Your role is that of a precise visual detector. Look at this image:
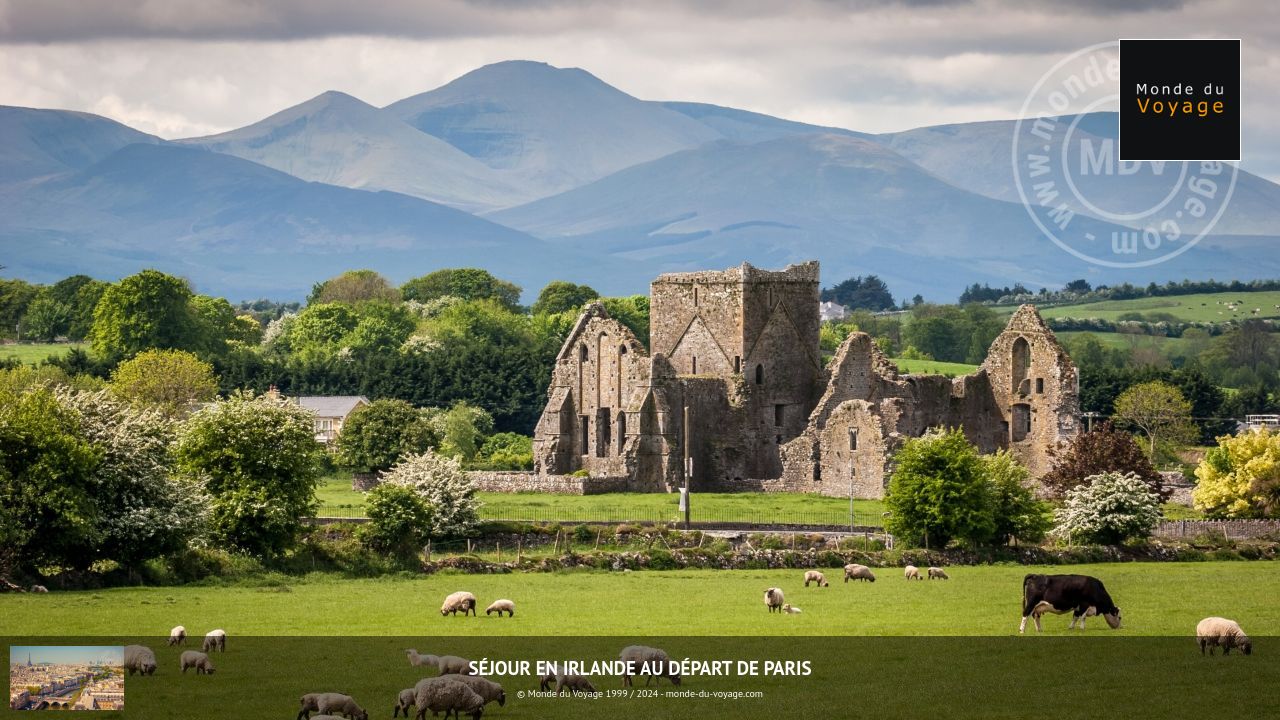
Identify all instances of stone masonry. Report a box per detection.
[532,262,1079,498]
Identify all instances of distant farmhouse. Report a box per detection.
[294,395,369,443]
[532,262,1079,498]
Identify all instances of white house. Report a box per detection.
[294,395,369,443]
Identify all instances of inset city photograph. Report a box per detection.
[9,646,124,711]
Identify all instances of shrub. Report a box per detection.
[1193,429,1280,518]
[334,399,437,473]
[1053,471,1162,545]
[379,451,481,538]
[983,450,1051,544]
[473,432,534,470]
[1042,422,1164,498]
[885,429,994,547]
[360,484,433,558]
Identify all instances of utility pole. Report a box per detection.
[1084,411,1099,433]
[681,403,691,530]
[848,428,857,533]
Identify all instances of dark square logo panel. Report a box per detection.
[1120,39,1240,161]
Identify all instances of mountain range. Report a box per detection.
[2,60,1277,301]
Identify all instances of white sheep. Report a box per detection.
[413,677,486,720]
[436,655,475,676]
[485,599,515,617]
[179,650,215,675]
[555,673,597,696]
[168,625,187,646]
[123,645,157,676]
[30,585,48,593]
[406,649,440,668]
[1196,617,1253,656]
[764,587,785,613]
[803,571,828,587]
[393,688,416,718]
[904,565,923,581]
[619,645,681,687]
[202,629,226,653]
[843,564,876,583]
[927,567,949,580]
[782,604,802,614]
[441,591,478,617]
[441,674,506,707]
[297,692,369,720]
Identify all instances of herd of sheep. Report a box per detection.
[765,564,949,614]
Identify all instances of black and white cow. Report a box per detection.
[1020,574,1121,633]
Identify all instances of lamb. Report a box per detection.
[406,649,440,668]
[485,599,515,617]
[123,645,157,676]
[782,604,802,614]
[393,688,417,718]
[619,645,682,687]
[904,565,923,581]
[441,591,478,617]
[202,629,226,653]
[843,564,876,583]
[413,677,486,720]
[803,571,828,587]
[297,692,369,720]
[179,650,215,675]
[555,673,597,696]
[436,655,475,676]
[928,567,950,580]
[441,674,506,708]
[764,587,785,613]
[1196,617,1253,656]
[168,625,187,646]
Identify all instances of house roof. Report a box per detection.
[295,396,369,418]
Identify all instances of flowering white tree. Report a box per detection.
[380,451,481,538]
[1053,471,1162,545]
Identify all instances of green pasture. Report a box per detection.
[1008,291,1280,323]
[889,357,980,376]
[0,341,84,364]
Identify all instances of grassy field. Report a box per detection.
[1009,291,1280,323]
[0,341,85,364]
[3,562,1274,637]
[889,357,979,376]
[7,564,1274,719]
[317,476,887,525]
[1057,330,1193,354]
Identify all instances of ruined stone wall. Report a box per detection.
[466,471,629,495]
[650,268,746,369]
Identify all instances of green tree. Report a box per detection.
[428,402,495,463]
[360,483,433,559]
[378,451,480,539]
[474,432,534,470]
[0,278,38,341]
[600,295,650,348]
[90,269,197,359]
[1193,429,1280,518]
[309,269,400,305]
[400,268,522,311]
[21,293,72,342]
[1053,472,1161,544]
[1114,381,1198,458]
[982,450,1051,544]
[532,281,600,315]
[884,429,995,547]
[0,386,101,572]
[174,391,321,557]
[1041,422,1163,498]
[820,275,895,311]
[334,399,438,473]
[286,303,359,354]
[109,349,218,417]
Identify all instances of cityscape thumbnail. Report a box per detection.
[9,646,125,711]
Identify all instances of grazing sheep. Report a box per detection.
[928,567,950,580]
[904,565,923,581]
[406,649,440,668]
[168,625,187,646]
[1196,617,1253,656]
[441,591,478,617]
[298,692,369,720]
[485,599,515,617]
[30,585,48,593]
[442,675,506,708]
[393,688,417,718]
[843,564,876,583]
[764,587,785,613]
[555,674,597,696]
[123,645,157,676]
[619,645,682,687]
[782,604,802,614]
[202,629,226,653]
[179,650,215,675]
[803,571,828,587]
[436,655,475,676]
[413,677,486,720]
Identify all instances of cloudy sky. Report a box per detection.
[2,0,1276,178]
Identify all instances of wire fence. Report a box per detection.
[312,504,887,530]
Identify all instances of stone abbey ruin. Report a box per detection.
[531,262,1079,498]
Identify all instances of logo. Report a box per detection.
[1012,41,1237,268]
